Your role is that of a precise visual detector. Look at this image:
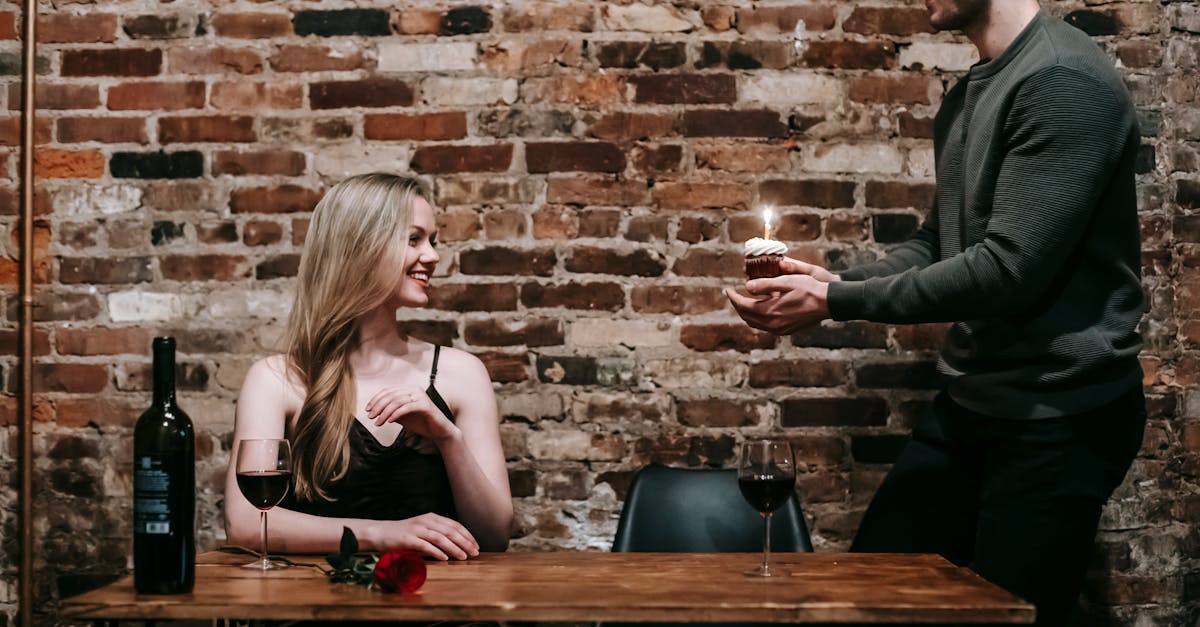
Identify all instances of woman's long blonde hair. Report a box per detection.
[282,172,427,501]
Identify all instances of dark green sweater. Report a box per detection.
[827,12,1143,419]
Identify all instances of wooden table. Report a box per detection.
[61,551,1034,624]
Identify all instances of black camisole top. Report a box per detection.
[279,346,457,521]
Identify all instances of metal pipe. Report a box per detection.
[18,0,37,623]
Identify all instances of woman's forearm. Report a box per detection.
[436,430,514,550]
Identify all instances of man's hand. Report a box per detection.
[779,257,841,283]
[726,273,832,335]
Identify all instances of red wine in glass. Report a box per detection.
[738,476,794,514]
[235,438,292,570]
[236,470,292,510]
[737,439,796,577]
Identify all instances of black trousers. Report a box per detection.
[850,385,1146,627]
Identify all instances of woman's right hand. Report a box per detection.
[369,513,480,560]
[780,257,841,283]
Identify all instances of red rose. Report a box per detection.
[373,550,427,594]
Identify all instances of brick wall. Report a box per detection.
[0,1,1195,624]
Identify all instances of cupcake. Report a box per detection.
[743,237,788,279]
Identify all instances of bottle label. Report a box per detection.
[134,454,176,535]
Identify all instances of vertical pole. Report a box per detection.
[18,0,37,624]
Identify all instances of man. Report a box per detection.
[727,1,1146,625]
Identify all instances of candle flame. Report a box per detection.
[762,208,773,240]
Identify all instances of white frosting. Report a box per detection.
[743,237,788,257]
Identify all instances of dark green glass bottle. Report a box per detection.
[132,337,195,594]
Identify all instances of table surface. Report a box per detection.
[61,551,1035,624]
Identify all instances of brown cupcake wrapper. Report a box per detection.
[745,254,783,279]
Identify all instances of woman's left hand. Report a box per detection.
[365,388,460,445]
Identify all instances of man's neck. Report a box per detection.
[963,1,1041,61]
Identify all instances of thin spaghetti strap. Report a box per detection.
[429,345,441,386]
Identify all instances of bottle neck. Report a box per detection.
[152,345,176,406]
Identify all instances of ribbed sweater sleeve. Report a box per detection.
[838,208,940,281]
[828,65,1134,323]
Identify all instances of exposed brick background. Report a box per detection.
[0,1,1194,625]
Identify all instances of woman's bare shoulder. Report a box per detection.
[242,354,305,408]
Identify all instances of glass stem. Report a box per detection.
[259,510,269,567]
[762,512,772,573]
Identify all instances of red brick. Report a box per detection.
[782,397,888,427]
[483,208,526,239]
[702,6,735,31]
[428,284,519,312]
[546,176,649,206]
[35,149,103,178]
[898,112,935,139]
[632,285,728,314]
[108,81,205,111]
[681,324,776,352]
[460,247,556,276]
[243,220,283,246]
[843,7,935,36]
[0,12,15,39]
[39,13,118,43]
[749,359,847,387]
[168,46,263,75]
[672,249,743,278]
[59,257,153,284]
[56,327,152,356]
[802,40,896,70]
[477,351,529,383]
[160,115,255,143]
[256,255,299,280]
[58,117,147,144]
[230,186,323,214]
[292,217,309,246]
[0,117,52,146]
[500,3,594,32]
[123,14,199,39]
[523,74,623,105]
[695,144,789,173]
[681,109,786,137]
[269,44,365,72]
[35,363,108,393]
[214,150,305,176]
[597,41,686,70]
[310,79,413,109]
[730,212,820,242]
[826,214,868,242]
[411,144,513,174]
[526,142,625,173]
[625,214,669,241]
[532,208,578,239]
[697,41,792,70]
[631,74,736,105]
[1116,40,1161,69]
[677,399,762,428]
[631,144,683,175]
[7,83,99,110]
[436,210,481,242]
[866,181,935,209]
[211,82,303,110]
[892,323,951,352]
[53,397,141,428]
[565,247,665,277]
[849,75,936,105]
[160,255,249,281]
[652,181,750,210]
[364,112,468,141]
[760,179,856,208]
[579,209,621,237]
[736,6,837,33]
[464,318,564,347]
[212,13,291,38]
[588,111,677,141]
[396,9,443,35]
[62,48,161,77]
[0,328,51,357]
[520,282,625,311]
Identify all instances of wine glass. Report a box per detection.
[235,438,293,570]
[737,439,796,577]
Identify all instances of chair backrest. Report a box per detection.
[612,465,813,553]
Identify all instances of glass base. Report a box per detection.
[745,563,785,577]
[242,556,290,570]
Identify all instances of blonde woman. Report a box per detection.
[224,173,512,559]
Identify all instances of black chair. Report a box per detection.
[613,464,813,553]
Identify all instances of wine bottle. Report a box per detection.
[133,337,195,594]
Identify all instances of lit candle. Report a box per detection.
[762,208,773,240]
